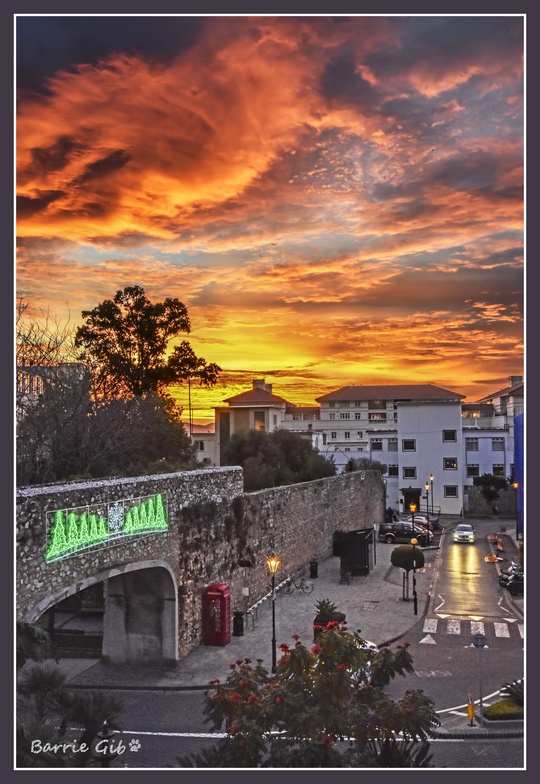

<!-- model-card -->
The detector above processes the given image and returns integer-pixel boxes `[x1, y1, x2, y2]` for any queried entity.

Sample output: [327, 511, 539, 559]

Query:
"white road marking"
[518, 624, 524, 638]
[447, 620, 461, 635]
[494, 622, 510, 638]
[435, 595, 445, 611]
[423, 618, 438, 633]
[470, 621, 485, 635]
[504, 617, 517, 623]
[419, 634, 437, 644]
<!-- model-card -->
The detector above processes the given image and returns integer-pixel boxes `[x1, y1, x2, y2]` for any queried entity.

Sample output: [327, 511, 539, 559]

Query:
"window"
[388, 465, 399, 476]
[254, 411, 265, 431]
[329, 402, 335, 408]
[344, 432, 350, 439]
[402, 439, 416, 451]
[354, 400, 362, 407]
[344, 447, 350, 451]
[442, 430, 457, 442]
[371, 439, 383, 451]
[388, 439, 398, 452]
[293, 415, 300, 421]
[196, 441, 205, 451]
[403, 467, 417, 479]
[369, 413, 387, 421]
[467, 464, 479, 477]
[443, 458, 458, 470]
[340, 412, 350, 419]
[444, 486, 459, 498]
[339, 401, 350, 408]
[466, 438, 479, 451]
[331, 432, 337, 439]
[369, 399, 386, 409]
[273, 414, 277, 425]
[329, 413, 336, 420]
[492, 464, 505, 476]
[355, 412, 362, 420]
[357, 431, 363, 438]
[492, 438, 505, 451]
[322, 434, 327, 445]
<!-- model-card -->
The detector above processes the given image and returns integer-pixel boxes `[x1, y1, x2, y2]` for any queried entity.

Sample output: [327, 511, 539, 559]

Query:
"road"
[89, 519, 525, 769]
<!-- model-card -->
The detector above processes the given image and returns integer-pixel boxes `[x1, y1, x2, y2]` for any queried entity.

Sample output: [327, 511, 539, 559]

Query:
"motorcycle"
[502, 571, 524, 595]
[498, 561, 522, 586]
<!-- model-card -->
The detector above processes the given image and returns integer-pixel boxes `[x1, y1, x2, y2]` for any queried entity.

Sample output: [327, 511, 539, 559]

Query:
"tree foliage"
[222, 428, 336, 491]
[473, 473, 508, 506]
[176, 621, 438, 768]
[345, 457, 388, 474]
[74, 285, 221, 397]
[391, 545, 425, 573]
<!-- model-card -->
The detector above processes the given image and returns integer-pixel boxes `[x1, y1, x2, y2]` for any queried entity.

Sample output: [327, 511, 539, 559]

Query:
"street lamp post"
[411, 537, 418, 615]
[513, 482, 519, 541]
[425, 483, 431, 544]
[472, 633, 487, 725]
[430, 474, 434, 515]
[266, 553, 281, 673]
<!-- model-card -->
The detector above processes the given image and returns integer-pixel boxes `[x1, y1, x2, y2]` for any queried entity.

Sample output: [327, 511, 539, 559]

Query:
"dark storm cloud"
[17, 190, 66, 219]
[16, 16, 207, 93]
[74, 150, 132, 185]
[320, 47, 379, 108]
[30, 135, 79, 175]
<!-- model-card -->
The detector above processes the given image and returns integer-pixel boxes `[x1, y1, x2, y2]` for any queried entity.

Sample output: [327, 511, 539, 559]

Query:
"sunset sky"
[16, 14, 524, 421]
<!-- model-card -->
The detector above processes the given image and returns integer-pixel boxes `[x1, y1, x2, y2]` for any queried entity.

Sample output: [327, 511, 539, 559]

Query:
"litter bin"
[232, 611, 244, 637]
[310, 560, 318, 579]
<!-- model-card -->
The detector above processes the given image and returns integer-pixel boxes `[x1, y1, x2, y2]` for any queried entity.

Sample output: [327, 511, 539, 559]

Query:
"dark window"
[467, 464, 479, 477]
[369, 399, 386, 409]
[388, 440, 398, 451]
[344, 432, 350, 439]
[371, 440, 383, 451]
[388, 465, 398, 476]
[492, 464, 505, 476]
[442, 430, 457, 442]
[466, 438, 479, 451]
[403, 466, 417, 479]
[492, 438, 505, 451]
[444, 486, 458, 498]
[402, 439, 416, 451]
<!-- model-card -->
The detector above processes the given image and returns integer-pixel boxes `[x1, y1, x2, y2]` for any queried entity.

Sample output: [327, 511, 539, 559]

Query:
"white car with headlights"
[453, 523, 475, 543]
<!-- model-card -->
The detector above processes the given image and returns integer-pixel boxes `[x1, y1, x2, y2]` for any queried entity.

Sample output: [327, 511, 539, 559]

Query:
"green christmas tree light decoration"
[46, 511, 69, 561]
[45, 493, 168, 563]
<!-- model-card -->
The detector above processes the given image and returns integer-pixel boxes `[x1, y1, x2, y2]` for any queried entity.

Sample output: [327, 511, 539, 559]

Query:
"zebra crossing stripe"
[518, 624, 524, 639]
[494, 623, 510, 638]
[470, 621, 485, 635]
[447, 620, 461, 635]
[423, 618, 438, 633]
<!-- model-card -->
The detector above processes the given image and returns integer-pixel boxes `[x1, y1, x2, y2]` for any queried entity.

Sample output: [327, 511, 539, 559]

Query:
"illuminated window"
[443, 458, 458, 470]
[369, 413, 386, 421]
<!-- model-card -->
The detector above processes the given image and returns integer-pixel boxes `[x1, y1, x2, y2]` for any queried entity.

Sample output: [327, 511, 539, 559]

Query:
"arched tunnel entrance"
[33, 562, 178, 665]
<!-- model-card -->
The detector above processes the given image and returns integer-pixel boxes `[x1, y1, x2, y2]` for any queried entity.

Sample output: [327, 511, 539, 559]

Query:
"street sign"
[467, 693, 475, 725]
[472, 633, 487, 648]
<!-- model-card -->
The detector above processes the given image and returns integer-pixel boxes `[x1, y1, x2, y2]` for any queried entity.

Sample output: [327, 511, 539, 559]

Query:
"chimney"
[265, 383, 272, 393]
[253, 379, 266, 389]
[508, 376, 523, 388]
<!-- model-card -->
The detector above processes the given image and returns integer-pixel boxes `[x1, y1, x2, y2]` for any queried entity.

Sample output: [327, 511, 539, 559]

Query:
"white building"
[193, 376, 523, 516]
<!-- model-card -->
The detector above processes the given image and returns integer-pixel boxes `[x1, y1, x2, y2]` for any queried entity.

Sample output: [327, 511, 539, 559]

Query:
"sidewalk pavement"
[61, 517, 524, 740]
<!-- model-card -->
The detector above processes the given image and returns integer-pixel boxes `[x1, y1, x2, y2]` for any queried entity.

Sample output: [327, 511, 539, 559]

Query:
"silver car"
[453, 523, 475, 543]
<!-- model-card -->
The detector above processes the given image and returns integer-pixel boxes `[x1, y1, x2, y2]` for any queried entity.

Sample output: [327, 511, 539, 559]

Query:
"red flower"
[311, 645, 322, 654]
[276, 696, 284, 702]
[313, 625, 323, 631]
[402, 641, 411, 648]
[278, 643, 290, 651]
[230, 663, 236, 669]
[230, 693, 241, 703]
[230, 724, 239, 734]
[326, 621, 339, 629]
[320, 735, 334, 745]
[337, 663, 347, 671]
[235, 659, 244, 665]
[239, 680, 248, 687]
[291, 634, 300, 640]
[244, 658, 252, 664]
[248, 695, 258, 703]
[208, 679, 220, 685]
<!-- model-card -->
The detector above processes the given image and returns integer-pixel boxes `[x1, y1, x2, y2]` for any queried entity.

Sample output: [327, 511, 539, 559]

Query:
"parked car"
[452, 523, 475, 543]
[378, 522, 429, 546]
[399, 515, 435, 532]
[400, 513, 439, 529]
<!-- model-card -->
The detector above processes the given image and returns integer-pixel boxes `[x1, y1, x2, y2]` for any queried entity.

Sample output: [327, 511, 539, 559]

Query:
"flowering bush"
[177, 621, 439, 768]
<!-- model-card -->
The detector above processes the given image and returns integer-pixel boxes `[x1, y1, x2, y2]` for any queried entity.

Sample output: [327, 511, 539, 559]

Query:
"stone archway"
[27, 560, 178, 664]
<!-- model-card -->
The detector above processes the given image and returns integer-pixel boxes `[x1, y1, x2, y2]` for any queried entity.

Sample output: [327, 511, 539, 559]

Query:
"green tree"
[74, 285, 221, 398]
[345, 457, 388, 474]
[391, 545, 425, 601]
[222, 429, 335, 491]
[473, 473, 508, 512]
[176, 622, 438, 768]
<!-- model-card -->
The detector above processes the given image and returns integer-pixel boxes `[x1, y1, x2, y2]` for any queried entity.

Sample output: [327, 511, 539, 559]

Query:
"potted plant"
[313, 598, 346, 641]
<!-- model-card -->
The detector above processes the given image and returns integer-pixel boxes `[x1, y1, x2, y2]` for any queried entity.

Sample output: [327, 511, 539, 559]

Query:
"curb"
[430, 729, 524, 740]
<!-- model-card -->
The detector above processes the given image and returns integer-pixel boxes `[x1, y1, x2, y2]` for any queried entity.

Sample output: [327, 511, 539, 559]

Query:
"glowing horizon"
[16, 16, 524, 418]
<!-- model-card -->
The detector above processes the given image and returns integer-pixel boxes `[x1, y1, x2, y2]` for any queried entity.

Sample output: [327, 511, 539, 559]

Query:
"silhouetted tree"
[74, 285, 221, 397]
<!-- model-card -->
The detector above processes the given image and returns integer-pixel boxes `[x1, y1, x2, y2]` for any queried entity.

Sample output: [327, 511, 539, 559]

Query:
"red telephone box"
[203, 583, 231, 646]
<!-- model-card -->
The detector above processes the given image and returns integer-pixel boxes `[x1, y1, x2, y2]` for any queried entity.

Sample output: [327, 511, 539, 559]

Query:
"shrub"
[483, 699, 523, 721]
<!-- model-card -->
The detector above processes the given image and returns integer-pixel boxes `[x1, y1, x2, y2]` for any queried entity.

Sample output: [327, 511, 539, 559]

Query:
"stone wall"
[17, 467, 384, 660]
[464, 485, 517, 516]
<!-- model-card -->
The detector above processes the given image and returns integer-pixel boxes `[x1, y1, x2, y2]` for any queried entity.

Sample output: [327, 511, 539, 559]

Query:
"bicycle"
[283, 577, 314, 594]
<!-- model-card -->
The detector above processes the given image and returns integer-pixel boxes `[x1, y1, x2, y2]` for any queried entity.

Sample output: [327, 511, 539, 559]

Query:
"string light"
[45, 493, 168, 563]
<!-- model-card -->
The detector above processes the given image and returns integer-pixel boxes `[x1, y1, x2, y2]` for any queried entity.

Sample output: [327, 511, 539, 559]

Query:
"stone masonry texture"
[17, 467, 384, 660]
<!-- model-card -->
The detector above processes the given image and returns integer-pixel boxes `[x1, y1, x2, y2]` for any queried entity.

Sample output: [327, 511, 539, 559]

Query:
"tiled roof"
[223, 388, 290, 405]
[476, 381, 524, 403]
[316, 384, 465, 402]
